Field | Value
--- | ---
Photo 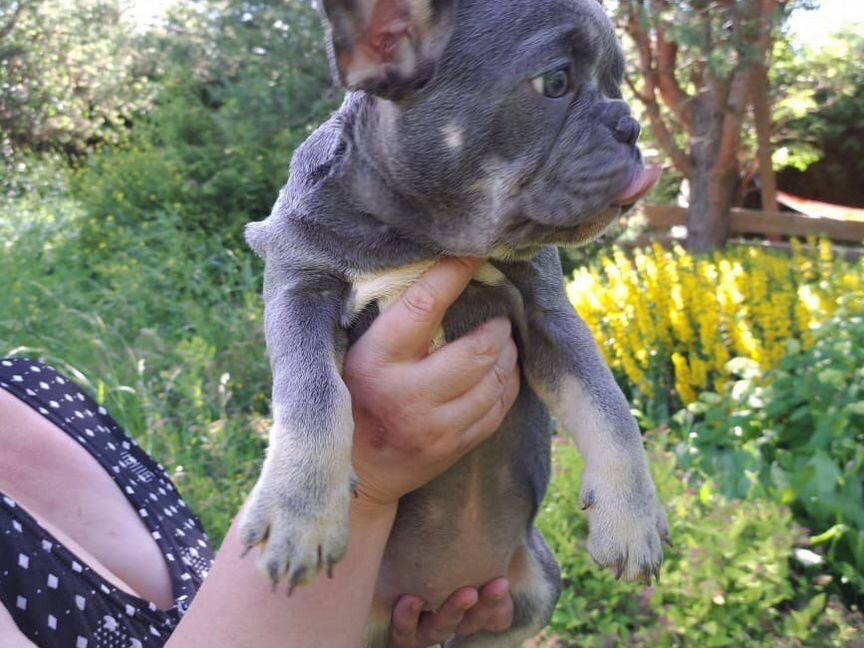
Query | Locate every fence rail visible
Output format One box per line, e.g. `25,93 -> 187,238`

642,205 -> 864,244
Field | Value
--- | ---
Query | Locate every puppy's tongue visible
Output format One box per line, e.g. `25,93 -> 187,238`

611,164 -> 662,206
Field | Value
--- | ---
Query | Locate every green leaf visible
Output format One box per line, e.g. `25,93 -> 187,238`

818,368 -> 846,389
846,401 -> 864,415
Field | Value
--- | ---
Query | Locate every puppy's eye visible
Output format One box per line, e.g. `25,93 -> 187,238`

531,67 -> 572,98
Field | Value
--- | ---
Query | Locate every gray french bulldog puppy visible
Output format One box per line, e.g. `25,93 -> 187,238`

241,0 -> 669,645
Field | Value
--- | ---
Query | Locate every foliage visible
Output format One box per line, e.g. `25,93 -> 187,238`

0,159 -> 271,542
0,0 -> 154,157
611,0 -> 815,250
568,240 -> 864,420
536,441 -> 864,646
69,0 -> 341,239
772,25 -> 864,205
673,309 -> 864,604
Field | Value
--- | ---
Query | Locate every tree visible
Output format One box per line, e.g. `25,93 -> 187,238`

614,0 -> 807,251
71,0 -> 342,238
772,26 -> 864,207
0,0 -> 153,158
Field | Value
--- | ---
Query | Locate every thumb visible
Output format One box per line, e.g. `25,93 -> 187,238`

358,257 -> 483,363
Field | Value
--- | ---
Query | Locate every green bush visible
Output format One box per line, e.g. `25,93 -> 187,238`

673,310 -> 864,605
537,442 -> 863,646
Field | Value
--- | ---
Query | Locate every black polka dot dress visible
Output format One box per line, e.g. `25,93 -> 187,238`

0,358 -> 215,648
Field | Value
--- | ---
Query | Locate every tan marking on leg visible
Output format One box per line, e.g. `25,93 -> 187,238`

534,376 -> 631,487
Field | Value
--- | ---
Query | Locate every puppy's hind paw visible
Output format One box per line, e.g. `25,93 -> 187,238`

239,476 -> 353,592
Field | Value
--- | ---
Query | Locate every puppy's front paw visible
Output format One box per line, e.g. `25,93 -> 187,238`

581,469 -> 670,584
239,461 -> 355,592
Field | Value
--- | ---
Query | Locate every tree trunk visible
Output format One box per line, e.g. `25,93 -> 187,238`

751,63 -> 778,212
686,101 -> 739,253
687,165 -> 739,253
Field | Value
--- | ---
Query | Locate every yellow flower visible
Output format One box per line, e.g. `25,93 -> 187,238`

565,239 -> 859,407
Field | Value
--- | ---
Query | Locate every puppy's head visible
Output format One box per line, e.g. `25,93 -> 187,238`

322,0 -> 659,254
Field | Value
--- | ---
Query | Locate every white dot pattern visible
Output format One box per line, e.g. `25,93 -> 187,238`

0,358 -> 215,647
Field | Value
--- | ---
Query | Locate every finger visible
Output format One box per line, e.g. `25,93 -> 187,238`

390,596 -> 424,648
416,588 -> 478,647
457,578 -> 513,636
431,338 -> 519,442
455,361 -> 520,455
360,257 -> 484,363
416,318 -> 513,404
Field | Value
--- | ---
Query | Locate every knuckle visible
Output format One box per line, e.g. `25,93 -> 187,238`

468,318 -> 510,361
469,327 -> 500,361
492,363 -> 508,390
493,371 -> 515,414
505,369 -> 520,404
451,256 -> 476,272
402,282 -> 439,321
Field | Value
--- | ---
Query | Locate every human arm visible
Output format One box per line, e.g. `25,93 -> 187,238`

166,258 -> 519,647
0,603 -> 37,648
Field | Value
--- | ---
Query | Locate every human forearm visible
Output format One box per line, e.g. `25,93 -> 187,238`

166,499 -> 396,648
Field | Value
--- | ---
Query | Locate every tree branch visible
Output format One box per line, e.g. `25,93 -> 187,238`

0,0 -> 26,42
623,0 -> 693,176
625,73 -> 692,177
717,65 -> 753,170
649,0 -> 693,129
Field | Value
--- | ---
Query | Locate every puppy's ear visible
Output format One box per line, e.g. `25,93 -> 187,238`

321,0 -> 457,99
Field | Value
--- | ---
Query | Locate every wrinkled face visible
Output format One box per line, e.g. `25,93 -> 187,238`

329,0 -> 654,255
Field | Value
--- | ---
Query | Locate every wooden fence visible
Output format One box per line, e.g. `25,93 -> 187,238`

642,204 -> 864,245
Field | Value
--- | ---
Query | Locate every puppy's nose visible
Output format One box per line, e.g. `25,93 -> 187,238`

614,116 -> 641,146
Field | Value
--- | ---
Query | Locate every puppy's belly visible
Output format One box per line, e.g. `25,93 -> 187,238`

372,383 -> 550,613
376,452 -> 533,610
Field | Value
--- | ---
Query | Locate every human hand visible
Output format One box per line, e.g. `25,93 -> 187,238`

344,257 -> 521,510
390,578 -> 514,648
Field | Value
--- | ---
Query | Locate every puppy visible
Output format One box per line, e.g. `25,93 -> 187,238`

242,0 -> 669,645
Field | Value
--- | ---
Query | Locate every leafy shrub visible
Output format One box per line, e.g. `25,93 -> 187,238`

673,309 -> 864,605
568,241 -> 864,420
70,0 -> 343,242
537,442 -> 864,646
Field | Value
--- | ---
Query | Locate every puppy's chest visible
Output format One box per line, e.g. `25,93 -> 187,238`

344,262 -> 511,349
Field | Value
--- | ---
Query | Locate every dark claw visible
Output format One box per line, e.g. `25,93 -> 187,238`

662,533 -> 674,549
614,547 -> 628,581
642,570 -> 652,587
288,566 -> 308,597
317,546 -> 323,571
267,561 -> 282,592
580,490 -> 595,511
653,564 -> 661,584
327,557 -> 335,579
240,544 -> 254,559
